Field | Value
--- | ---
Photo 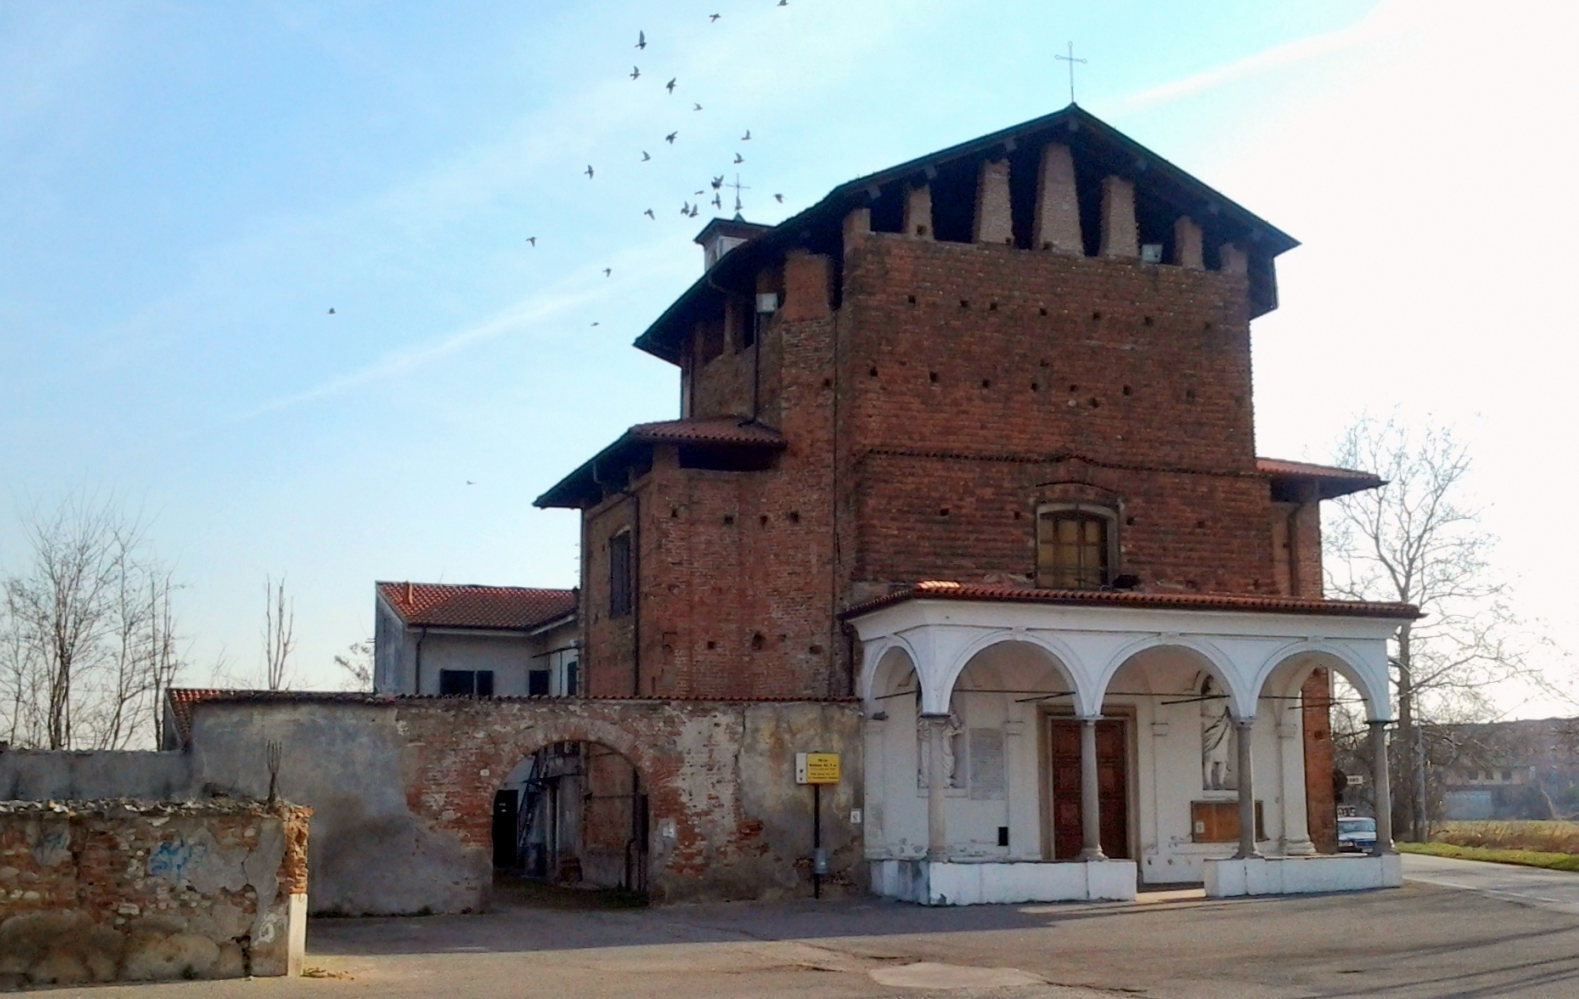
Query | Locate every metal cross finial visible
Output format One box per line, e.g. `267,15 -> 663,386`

1055,41 -> 1086,105
727,173 -> 751,213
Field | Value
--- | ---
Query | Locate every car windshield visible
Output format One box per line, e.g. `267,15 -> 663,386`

1339,818 -> 1376,833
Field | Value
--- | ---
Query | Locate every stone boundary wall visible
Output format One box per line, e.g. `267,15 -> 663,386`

1,748 -> 195,802
183,695 -> 863,913
0,799 -> 308,987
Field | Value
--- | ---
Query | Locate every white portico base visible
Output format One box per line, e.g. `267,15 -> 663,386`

872,859 -> 1139,906
1204,854 -> 1402,897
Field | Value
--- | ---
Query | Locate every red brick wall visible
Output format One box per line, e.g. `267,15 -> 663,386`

588,225 -> 1292,701
835,232 -> 1276,597
1302,668 -> 1339,853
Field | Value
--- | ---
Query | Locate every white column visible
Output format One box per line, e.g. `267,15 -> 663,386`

923,714 -> 949,860
1278,721 -> 1316,856
1080,717 -> 1106,861
1234,717 -> 1260,859
1004,719 -> 1033,858
1369,721 -> 1395,855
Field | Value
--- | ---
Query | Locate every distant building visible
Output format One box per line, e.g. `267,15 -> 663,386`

373,582 -> 578,697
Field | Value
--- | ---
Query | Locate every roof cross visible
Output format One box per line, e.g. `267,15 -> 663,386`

1055,41 -> 1086,105
727,173 -> 750,213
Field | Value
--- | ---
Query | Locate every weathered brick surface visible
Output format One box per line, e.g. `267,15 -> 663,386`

0,800 -> 309,985
391,697 -> 861,904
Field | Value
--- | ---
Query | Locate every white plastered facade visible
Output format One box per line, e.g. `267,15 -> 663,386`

849,597 -> 1407,903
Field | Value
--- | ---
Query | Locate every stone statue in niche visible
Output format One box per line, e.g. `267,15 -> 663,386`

917,708 -> 965,790
1200,675 -> 1237,790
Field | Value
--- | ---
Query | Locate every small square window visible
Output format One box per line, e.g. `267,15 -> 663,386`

1036,507 -> 1115,589
528,669 -> 550,697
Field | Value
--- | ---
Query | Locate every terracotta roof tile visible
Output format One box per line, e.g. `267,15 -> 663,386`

1257,457 -> 1383,499
842,580 -> 1419,621
376,582 -> 577,631
630,417 -> 787,448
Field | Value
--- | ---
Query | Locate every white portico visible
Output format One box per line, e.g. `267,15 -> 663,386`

847,582 -> 1416,905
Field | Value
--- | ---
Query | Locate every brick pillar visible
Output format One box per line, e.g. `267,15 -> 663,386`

843,206 -> 870,245
1303,668 -> 1338,853
1098,176 -> 1137,259
1220,242 -> 1248,275
973,159 -> 1014,245
904,184 -> 933,239
782,250 -> 831,321
1172,216 -> 1204,269
1032,143 -> 1082,254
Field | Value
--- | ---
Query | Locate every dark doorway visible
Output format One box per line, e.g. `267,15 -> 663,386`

492,789 -> 519,868
1047,717 -> 1129,860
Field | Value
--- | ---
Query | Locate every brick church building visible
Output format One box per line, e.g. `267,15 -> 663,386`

536,104 -> 1415,903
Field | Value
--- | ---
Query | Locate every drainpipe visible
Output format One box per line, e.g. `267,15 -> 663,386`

413,627 -> 428,695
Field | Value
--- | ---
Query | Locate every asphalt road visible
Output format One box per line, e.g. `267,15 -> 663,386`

41,865 -> 1579,999
1403,851 -> 1579,915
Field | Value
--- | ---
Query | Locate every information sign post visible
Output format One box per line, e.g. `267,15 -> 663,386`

795,753 -> 840,898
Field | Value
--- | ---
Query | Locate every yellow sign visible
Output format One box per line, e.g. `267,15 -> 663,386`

796,752 -> 841,785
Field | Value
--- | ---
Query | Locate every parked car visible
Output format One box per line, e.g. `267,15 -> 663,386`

1337,815 -> 1378,853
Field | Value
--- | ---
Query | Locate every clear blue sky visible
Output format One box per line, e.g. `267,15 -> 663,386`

3,1 -> 1574,700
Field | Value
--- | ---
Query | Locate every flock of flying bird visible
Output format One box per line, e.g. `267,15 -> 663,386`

525,6 -> 792,284
332,7 -> 794,339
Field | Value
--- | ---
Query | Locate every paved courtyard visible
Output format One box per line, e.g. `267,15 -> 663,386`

39,857 -> 1579,998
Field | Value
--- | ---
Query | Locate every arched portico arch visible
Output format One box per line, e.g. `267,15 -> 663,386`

1098,635 -> 1255,719
935,630 -> 1086,716
859,639 -> 921,709
1253,640 -> 1391,722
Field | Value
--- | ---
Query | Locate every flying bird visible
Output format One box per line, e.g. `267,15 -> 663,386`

665,131 -> 678,144
641,150 -> 651,162
694,189 -> 706,196
689,204 -> 699,217
741,129 -> 751,141
712,193 -> 723,209
774,194 -> 784,203
636,30 -> 646,49
643,208 -> 656,219
709,13 -> 721,21
666,78 -> 677,94
681,201 -> 692,215
603,268 -> 612,277
327,308 -> 336,315
693,102 -> 703,111
591,321 -> 600,326
585,164 -> 594,178
733,152 -> 744,164
630,66 -> 641,80
779,0 -> 787,6
526,236 -> 537,245
466,480 -> 475,486
711,175 -> 724,189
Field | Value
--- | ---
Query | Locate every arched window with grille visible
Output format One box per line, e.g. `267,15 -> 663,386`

1036,506 -> 1117,589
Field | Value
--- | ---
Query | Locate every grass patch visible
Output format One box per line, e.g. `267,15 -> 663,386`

1397,840 -> 1579,872
1433,820 -> 1579,853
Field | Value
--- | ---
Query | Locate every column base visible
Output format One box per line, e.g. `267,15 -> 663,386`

1204,854 -> 1403,897
872,859 -> 1138,906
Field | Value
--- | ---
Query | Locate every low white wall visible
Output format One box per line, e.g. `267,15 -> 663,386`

1204,854 -> 1403,897
871,859 -> 1137,905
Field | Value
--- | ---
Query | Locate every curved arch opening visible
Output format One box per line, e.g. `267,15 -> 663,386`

492,741 -> 651,903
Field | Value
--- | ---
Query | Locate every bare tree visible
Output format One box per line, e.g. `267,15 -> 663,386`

262,575 -> 295,691
333,637 -> 374,692
1325,414 -> 1532,840
0,493 -> 184,749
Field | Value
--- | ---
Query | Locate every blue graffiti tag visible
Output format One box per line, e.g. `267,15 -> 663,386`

147,836 -> 207,881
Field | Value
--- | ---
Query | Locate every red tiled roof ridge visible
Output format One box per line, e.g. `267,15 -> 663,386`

376,581 -> 577,631
1256,457 -> 1380,481
842,581 -> 1420,620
